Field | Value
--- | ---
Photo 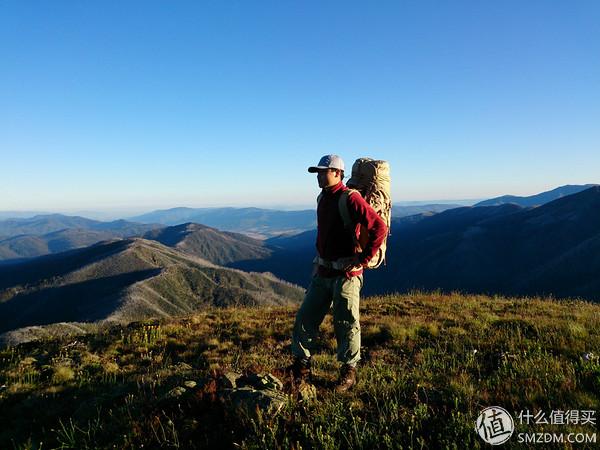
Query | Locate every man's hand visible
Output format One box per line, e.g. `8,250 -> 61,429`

340,255 -> 361,271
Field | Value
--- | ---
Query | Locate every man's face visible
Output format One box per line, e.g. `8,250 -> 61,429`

317,169 -> 340,188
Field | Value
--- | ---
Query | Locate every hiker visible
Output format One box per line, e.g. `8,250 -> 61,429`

289,155 -> 388,392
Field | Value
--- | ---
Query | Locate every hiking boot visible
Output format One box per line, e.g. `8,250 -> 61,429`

334,364 -> 356,393
287,357 -> 312,381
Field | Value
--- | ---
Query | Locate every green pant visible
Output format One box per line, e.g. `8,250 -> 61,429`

291,274 -> 363,366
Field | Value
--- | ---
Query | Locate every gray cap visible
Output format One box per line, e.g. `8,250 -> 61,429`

308,154 -> 345,173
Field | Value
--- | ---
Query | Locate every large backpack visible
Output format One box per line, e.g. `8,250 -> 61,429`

342,158 -> 392,269
316,158 -> 392,269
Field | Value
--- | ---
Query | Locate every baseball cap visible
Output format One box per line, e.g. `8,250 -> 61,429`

307,155 -> 345,173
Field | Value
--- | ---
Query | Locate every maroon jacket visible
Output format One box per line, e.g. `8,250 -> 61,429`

316,181 -> 388,278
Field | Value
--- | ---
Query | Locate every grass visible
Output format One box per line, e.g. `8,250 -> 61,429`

0,291 -> 599,449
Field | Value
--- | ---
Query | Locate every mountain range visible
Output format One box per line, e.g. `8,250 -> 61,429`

0,206 -> 462,262
0,214 -> 160,237
474,184 -> 597,207
232,186 -> 600,302
0,238 -> 302,344
2,184 -> 591,251
143,222 -> 272,265
128,204 -> 468,238
0,215 -> 163,263
2,183 -> 599,344
0,229 -> 120,263
129,207 -> 317,239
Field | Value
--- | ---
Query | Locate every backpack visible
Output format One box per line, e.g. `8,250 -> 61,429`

344,158 -> 392,268
318,158 -> 392,269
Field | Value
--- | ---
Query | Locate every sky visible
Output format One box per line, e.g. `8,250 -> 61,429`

1,1 -> 599,214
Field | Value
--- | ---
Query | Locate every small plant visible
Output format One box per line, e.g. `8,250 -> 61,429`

52,365 -> 75,384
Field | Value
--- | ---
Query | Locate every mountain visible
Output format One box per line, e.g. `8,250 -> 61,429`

231,186 -> 600,302
368,186 -> 600,299
0,229 -> 118,263
130,204 -> 463,238
228,229 -> 316,287
130,207 -> 317,239
0,214 -> 98,236
143,222 -> 272,265
228,212 -> 456,287
0,214 -> 162,238
0,211 -> 50,220
0,238 -> 303,342
391,204 -> 463,217
474,184 -> 597,207
0,215 -> 164,262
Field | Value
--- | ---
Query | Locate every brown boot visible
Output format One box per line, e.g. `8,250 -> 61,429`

287,357 -> 312,382
334,364 -> 356,393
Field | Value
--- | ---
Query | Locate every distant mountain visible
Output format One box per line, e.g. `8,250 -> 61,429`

0,211 -> 50,220
474,184 -> 597,207
0,238 -> 303,342
391,204 -> 463,217
130,204 -> 464,239
369,186 -> 600,300
0,214 -> 162,238
0,229 -> 117,262
266,229 -> 316,252
0,215 -> 164,262
229,213 -> 447,286
228,228 -> 318,288
130,207 -> 317,239
0,214 -> 98,236
144,223 -> 272,265
232,186 -> 600,302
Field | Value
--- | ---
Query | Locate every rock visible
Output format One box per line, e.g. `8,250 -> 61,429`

220,371 -> 242,389
173,362 -> 193,371
238,373 -> 283,391
297,381 -> 317,402
224,387 -> 287,416
184,380 -> 197,389
218,372 -> 288,418
264,373 -> 284,390
165,386 -> 187,399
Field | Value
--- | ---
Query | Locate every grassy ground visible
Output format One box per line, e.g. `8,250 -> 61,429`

0,291 -> 599,449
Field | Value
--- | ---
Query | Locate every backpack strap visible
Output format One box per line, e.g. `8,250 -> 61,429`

338,189 -> 360,231
318,188 -> 359,232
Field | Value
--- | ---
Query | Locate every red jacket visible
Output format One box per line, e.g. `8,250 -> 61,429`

316,181 -> 388,278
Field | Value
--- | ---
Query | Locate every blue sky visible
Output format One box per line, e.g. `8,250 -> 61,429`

1,1 -> 599,213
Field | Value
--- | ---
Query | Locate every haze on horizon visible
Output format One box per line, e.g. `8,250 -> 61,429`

1,1 -> 599,212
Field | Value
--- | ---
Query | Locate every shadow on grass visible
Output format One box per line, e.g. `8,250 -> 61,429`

0,269 -> 161,334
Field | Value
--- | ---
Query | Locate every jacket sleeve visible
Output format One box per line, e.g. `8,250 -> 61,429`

347,192 -> 388,266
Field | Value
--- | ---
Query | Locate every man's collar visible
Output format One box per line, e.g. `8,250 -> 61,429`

323,181 -> 345,195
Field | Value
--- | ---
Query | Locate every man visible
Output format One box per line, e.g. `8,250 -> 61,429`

289,154 -> 388,392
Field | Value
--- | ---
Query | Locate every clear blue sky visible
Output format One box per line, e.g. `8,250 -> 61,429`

1,1 -> 599,213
